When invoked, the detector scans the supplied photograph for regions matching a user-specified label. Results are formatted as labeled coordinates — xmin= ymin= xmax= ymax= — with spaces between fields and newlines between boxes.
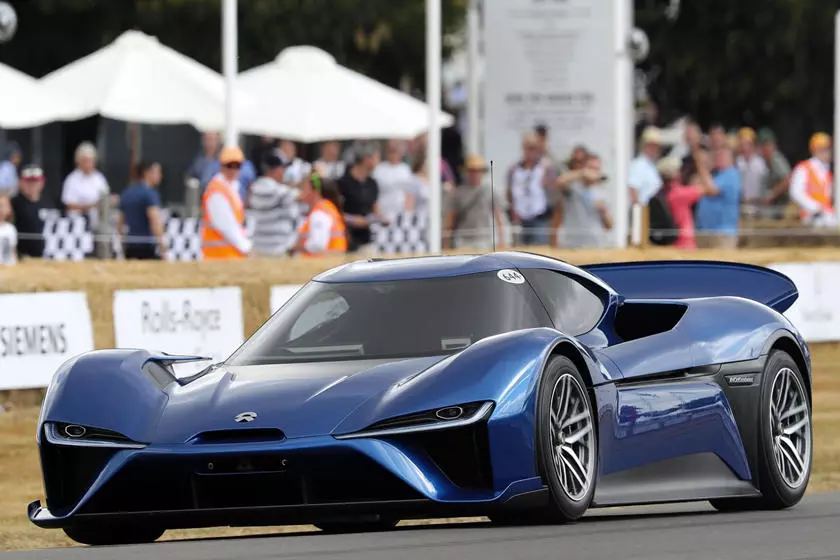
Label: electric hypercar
xmin=29 ymin=252 xmax=813 ymax=545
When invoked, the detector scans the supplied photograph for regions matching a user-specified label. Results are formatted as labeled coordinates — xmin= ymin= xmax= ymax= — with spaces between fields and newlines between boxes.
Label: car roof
xmin=314 ymin=251 xmax=616 ymax=294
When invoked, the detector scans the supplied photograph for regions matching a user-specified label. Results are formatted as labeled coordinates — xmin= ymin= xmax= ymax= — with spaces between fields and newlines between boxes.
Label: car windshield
xmin=227 ymin=272 xmax=552 ymax=365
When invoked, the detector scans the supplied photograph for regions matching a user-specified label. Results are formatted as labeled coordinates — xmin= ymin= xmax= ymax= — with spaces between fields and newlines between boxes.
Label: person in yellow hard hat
xmin=789 ymin=133 xmax=835 ymax=226
xmin=201 ymin=146 xmax=252 ymax=259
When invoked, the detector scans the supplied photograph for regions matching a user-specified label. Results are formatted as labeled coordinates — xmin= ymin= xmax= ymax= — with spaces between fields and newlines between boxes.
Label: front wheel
xmin=63 ymin=523 xmax=164 ymax=546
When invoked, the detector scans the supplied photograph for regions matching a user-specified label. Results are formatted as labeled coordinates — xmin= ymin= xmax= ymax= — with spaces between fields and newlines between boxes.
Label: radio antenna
xmin=489 ymin=160 xmax=497 ymax=253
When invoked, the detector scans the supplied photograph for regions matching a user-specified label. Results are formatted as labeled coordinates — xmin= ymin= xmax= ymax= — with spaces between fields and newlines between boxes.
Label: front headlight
xmin=43 ymin=422 xmax=147 ymax=449
xmin=334 ymin=401 xmax=494 ymax=440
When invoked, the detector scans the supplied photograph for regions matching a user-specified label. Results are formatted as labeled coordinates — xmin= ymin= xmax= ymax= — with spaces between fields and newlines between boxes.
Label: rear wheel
xmin=314 ymin=516 xmax=398 ymax=534
xmin=63 ymin=523 xmax=164 ymax=546
xmin=711 ymin=350 xmax=812 ymax=512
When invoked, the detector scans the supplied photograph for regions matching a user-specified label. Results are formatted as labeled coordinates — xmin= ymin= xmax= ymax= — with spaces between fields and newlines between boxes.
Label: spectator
xmin=11 ymin=165 xmax=53 ymax=259
xmin=506 ymin=132 xmax=555 ymax=245
xmin=314 ymin=141 xmax=346 ymax=181
xmin=736 ymin=127 xmax=768 ymax=205
xmin=790 ymin=133 xmax=835 ymax=227
xmin=278 ymin=139 xmax=309 ymax=186
xmin=628 ymin=127 xmax=663 ymax=206
xmin=534 ymin=123 xmax=554 ymax=167
xmin=373 ymin=139 xmax=413 ymax=220
xmin=660 ymin=153 xmax=715 ymax=250
xmin=757 ymin=129 xmax=791 ymax=215
xmin=555 ymin=153 xmax=612 ymax=248
xmin=441 ymin=113 xmax=465 ymax=185
xmin=0 ymin=194 xmax=17 ymax=265
xmin=406 ymin=154 xmax=430 ymax=213
xmin=564 ymin=145 xmax=589 ymax=173
xmin=694 ymin=146 xmax=741 ymax=249
xmin=187 ymin=131 xmax=222 ymax=188
xmin=0 ymin=141 xmax=22 ymax=196
xmin=292 ymin=173 xmax=347 ymax=256
xmin=61 ymin=142 xmax=109 ymax=229
xmin=708 ymin=123 xmax=727 ymax=151
xmin=337 ymin=141 xmax=385 ymax=254
xmin=201 ymin=146 xmax=251 ymax=259
xmin=249 ymin=154 xmax=299 ymax=257
xmin=679 ymin=119 xmax=703 ymax=176
xmin=117 ymin=161 xmax=167 ymax=260
xmin=443 ymin=154 xmax=504 ymax=250
xmin=250 ymin=136 xmax=277 ymax=175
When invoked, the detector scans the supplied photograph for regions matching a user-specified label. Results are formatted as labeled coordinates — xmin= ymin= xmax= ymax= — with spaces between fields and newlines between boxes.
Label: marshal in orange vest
xmin=298 ymin=199 xmax=347 ymax=256
xmin=201 ymin=175 xmax=247 ymax=260
xmin=792 ymin=159 xmax=834 ymax=220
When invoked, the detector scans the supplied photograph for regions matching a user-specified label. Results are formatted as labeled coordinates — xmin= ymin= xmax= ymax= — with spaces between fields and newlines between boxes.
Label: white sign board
xmin=0 ymin=292 xmax=94 ymax=390
xmin=270 ymin=284 xmax=304 ymax=314
xmin=113 ymin=287 xmax=244 ymax=375
xmin=484 ymin=0 xmax=631 ymax=243
xmin=770 ymin=262 xmax=840 ymax=342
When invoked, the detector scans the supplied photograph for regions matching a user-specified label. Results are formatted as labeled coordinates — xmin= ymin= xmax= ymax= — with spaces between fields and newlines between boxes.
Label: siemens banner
xmin=113 ymin=287 xmax=244 ymax=375
xmin=0 ymin=292 xmax=95 ymax=390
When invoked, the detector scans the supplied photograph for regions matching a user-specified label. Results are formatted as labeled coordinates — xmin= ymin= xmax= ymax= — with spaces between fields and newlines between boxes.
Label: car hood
xmin=153 ymin=356 xmax=446 ymax=443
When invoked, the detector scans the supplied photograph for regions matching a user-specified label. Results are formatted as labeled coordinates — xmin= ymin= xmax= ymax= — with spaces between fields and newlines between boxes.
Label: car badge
xmin=234 ymin=411 xmax=257 ymax=423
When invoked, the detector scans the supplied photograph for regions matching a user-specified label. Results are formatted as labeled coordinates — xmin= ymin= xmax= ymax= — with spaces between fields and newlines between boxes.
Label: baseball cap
xmin=219 ymin=146 xmax=245 ymax=165
xmin=263 ymin=153 xmax=288 ymax=170
xmin=738 ymin=127 xmax=756 ymax=142
xmin=20 ymin=164 xmax=43 ymax=180
xmin=757 ymin=128 xmax=776 ymax=145
xmin=810 ymin=132 xmax=831 ymax=153
xmin=640 ymin=127 xmax=662 ymax=145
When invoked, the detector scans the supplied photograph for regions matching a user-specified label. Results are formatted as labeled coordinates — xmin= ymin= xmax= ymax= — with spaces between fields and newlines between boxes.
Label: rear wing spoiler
xmin=581 ymin=261 xmax=798 ymax=314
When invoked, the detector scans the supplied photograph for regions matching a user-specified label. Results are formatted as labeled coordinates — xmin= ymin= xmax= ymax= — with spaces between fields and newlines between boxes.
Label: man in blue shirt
xmin=694 ymin=146 xmax=741 ymax=249
xmin=118 ymin=161 xmax=167 ymax=260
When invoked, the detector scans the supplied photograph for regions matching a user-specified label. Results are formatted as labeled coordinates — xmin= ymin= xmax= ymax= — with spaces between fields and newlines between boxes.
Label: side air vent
xmin=188 ymin=428 xmax=286 ymax=445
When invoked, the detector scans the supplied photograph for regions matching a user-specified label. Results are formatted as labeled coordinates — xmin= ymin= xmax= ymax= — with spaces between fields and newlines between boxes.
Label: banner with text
xmin=770 ymin=262 xmax=840 ymax=342
xmin=0 ymin=292 xmax=95 ymax=390
xmin=113 ymin=287 xmax=244 ymax=375
xmin=270 ymin=284 xmax=304 ymax=314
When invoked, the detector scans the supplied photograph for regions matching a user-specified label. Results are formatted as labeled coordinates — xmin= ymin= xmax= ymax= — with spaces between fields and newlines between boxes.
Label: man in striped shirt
xmin=248 ymin=154 xmax=301 ymax=256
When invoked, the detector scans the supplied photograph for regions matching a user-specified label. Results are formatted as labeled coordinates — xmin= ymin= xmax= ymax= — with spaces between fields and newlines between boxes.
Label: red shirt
xmin=665 ymin=181 xmax=702 ymax=249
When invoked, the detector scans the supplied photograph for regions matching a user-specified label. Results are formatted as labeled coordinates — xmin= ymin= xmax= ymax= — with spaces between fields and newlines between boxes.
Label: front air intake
xmin=188 ymin=428 xmax=286 ymax=445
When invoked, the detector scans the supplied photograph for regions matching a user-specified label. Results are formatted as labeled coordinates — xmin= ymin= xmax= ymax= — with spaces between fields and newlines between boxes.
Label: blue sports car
xmin=29 ymin=252 xmax=813 ymax=545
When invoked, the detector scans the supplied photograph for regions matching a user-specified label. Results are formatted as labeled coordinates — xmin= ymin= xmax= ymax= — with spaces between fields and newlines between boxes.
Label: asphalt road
xmin=5 ymin=494 xmax=840 ymax=560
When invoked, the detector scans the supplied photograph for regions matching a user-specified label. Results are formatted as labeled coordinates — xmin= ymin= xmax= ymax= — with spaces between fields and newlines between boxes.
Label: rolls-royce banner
xmin=0 ymin=291 xmax=94 ymax=390
xmin=113 ymin=287 xmax=244 ymax=376
xmin=770 ymin=262 xmax=840 ymax=343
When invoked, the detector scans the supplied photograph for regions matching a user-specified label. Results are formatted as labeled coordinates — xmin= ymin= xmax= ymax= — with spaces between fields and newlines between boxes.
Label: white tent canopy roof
xmin=237 ymin=45 xmax=454 ymax=142
xmin=0 ymin=63 xmax=74 ymax=129
xmin=40 ymin=30 xmax=246 ymax=131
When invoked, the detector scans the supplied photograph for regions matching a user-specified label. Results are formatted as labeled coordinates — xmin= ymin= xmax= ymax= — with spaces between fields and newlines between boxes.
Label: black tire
xmin=314 ymin=516 xmax=398 ymax=534
xmin=63 ymin=523 xmax=164 ymax=546
xmin=711 ymin=350 xmax=812 ymax=512
xmin=492 ymin=355 xmax=597 ymax=524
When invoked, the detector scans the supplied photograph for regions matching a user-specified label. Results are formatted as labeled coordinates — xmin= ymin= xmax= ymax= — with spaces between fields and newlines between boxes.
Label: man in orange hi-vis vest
xmin=292 ymin=172 xmax=347 ymax=256
xmin=201 ymin=146 xmax=253 ymax=259
xmin=790 ymin=133 xmax=835 ymax=227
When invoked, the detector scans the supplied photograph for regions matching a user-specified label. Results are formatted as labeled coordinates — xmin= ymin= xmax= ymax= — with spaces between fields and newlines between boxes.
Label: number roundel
xmin=497 ymin=269 xmax=525 ymax=284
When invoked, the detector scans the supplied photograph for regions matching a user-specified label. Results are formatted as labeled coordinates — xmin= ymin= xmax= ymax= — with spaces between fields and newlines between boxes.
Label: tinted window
xmin=228 ymin=272 xmax=552 ymax=365
xmin=523 ymin=269 xmax=605 ymax=336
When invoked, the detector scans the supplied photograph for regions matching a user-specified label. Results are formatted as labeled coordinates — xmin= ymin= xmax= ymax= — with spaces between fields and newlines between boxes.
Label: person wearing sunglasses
xmin=789 ymin=133 xmax=836 ymax=227
xmin=292 ymin=172 xmax=347 ymax=256
xmin=200 ymin=146 xmax=252 ymax=259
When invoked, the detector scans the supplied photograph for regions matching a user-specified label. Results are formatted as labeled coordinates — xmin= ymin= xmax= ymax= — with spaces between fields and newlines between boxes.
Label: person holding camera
xmin=554 ymin=153 xmax=612 ymax=249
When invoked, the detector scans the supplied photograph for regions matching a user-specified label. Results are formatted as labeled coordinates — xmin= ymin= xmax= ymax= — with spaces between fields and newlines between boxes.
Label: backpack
xmin=648 ymin=190 xmax=678 ymax=246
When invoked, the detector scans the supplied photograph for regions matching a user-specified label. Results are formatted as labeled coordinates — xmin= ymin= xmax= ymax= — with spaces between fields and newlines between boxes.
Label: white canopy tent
xmin=236 ymin=46 xmax=454 ymax=143
xmin=0 ymin=63 xmax=73 ymax=129
xmin=40 ymin=30 xmax=249 ymax=132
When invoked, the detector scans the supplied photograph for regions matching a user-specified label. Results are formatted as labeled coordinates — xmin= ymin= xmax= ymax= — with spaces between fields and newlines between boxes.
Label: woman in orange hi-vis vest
xmin=293 ymin=172 xmax=347 ymax=256
xmin=790 ymin=133 xmax=836 ymax=227
xmin=201 ymin=146 xmax=253 ymax=259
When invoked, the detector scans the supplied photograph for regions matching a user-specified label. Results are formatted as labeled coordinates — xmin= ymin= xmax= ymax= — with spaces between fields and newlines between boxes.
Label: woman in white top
xmin=61 ymin=142 xmax=109 ymax=227
xmin=0 ymin=195 xmax=18 ymax=265
xmin=372 ymin=139 xmax=413 ymax=219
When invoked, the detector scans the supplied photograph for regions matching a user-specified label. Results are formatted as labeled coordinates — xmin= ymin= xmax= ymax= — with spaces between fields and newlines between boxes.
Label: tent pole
xmin=466 ymin=0 xmax=481 ymax=156
xmin=222 ymin=0 xmax=238 ymax=147
xmin=426 ymin=0 xmax=442 ymax=254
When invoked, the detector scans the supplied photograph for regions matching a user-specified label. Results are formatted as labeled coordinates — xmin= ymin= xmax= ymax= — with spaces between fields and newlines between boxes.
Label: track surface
xmin=5 ymin=493 xmax=840 ymax=560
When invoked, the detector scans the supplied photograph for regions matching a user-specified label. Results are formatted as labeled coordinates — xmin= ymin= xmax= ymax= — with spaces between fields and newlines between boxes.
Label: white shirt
xmin=373 ymin=161 xmax=413 ymax=218
xmin=61 ymin=168 xmax=109 ymax=227
xmin=628 ymin=155 xmax=662 ymax=206
xmin=283 ymin=158 xmax=311 ymax=185
xmin=790 ymin=157 xmax=833 ymax=220
xmin=0 ymin=161 xmax=18 ymax=196
xmin=508 ymin=164 xmax=548 ymax=221
xmin=205 ymin=174 xmax=252 ymax=255
xmin=736 ymin=153 xmax=768 ymax=201
xmin=0 ymin=222 xmax=17 ymax=265
xmin=303 ymin=209 xmax=335 ymax=254
xmin=314 ymin=159 xmax=346 ymax=181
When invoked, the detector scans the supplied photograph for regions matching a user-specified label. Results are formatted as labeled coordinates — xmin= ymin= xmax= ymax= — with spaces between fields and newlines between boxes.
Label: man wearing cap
xmin=443 ymin=154 xmax=504 ymax=250
xmin=0 ymin=141 xmax=22 ymax=196
xmin=11 ymin=164 xmax=54 ymax=258
xmin=201 ymin=146 xmax=252 ymax=259
xmin=249 ymin=153 xmax=300 ymax=257
xmin=628 ymin=127 xmax=663 ymax=206
xmin=757 ymin=129 xmax=791 ymax=215
xmin=736 ymin=127 xmax=768 ymax=206
xmin=789 ymin=133 xmax=835 ymax=226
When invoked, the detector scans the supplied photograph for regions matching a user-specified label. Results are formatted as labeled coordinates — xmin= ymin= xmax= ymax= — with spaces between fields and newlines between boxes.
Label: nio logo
xmin=234 ymin=412 xmax=257 ymax=423
xmin=726 ymin=375 xmax=756 ymax=387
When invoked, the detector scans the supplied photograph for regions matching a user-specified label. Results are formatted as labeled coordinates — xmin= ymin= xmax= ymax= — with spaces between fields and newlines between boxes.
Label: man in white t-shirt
xmin=373 ymin=139 xmax=412 ymax=219
xmin=61 ymin=142 xmax=109 ymax=228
